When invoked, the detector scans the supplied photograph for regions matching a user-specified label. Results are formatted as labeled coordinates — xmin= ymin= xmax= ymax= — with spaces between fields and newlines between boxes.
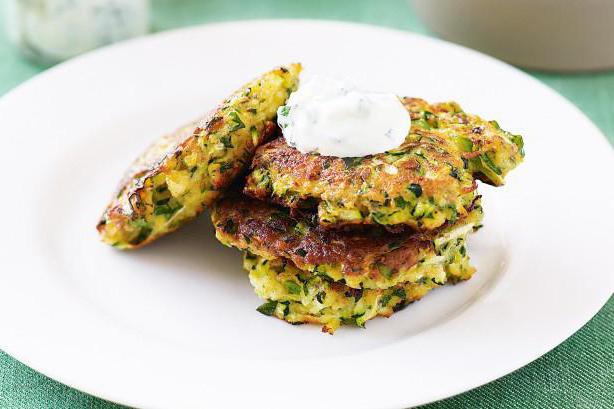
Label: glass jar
xmin=5 ymin=0 xmax=150 ymax=66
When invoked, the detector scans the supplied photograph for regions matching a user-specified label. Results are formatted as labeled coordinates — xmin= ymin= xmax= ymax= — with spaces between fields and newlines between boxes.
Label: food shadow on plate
xmin=113 ymin=211 xmax=244 ymax=282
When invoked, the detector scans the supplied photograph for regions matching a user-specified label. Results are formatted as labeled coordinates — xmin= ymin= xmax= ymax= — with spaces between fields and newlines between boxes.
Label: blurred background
xmin=7 ymin=0 xmax=614 ymax=70
xmin=0 ymin=1 xmax=612 ymax=408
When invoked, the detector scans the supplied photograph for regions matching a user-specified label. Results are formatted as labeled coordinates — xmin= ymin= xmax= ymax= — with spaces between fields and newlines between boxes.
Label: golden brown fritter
xmin=402 ymin=98 xmax=525 ymax=186
xmin=243 ymin=97 xmax=523 ymax=231
xmin=212 ymin=194 xmax=482 ymax=289
xmin=97 ymin=64 xmax=301 ymax=249
xmin=245 ymin=254 xmax=436 ymax=334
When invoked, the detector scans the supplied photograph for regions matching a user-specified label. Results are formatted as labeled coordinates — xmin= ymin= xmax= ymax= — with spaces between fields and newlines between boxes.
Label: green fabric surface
xmin=0 ymin=1 xmax=612 ymax=408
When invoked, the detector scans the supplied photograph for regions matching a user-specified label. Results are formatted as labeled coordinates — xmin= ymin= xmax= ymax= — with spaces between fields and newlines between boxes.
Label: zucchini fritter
xmin=245 ymin=254 xmax=436 ymax=334
xmin=403 ymin=98 xmax=525 ymax=186
xmin=97 ymin=64 xmax=301 ymax=248
xmin=212 ymin=194 xmax=482 ymax=290
xmin=244 ymin=97 xmax=522 ymax=230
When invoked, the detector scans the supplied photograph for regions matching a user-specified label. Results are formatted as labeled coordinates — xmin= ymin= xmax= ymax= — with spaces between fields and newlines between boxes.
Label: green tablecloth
xmin=1 ymin=1 xmax=612 ymax=407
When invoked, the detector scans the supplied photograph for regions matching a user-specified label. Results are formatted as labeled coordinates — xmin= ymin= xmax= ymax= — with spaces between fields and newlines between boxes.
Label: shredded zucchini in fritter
xmin=97 ymin=64 xmax=301 ymax=248
xmin=212 ymin=195 xmax=482 ymax=290
xmin=244 ymin=97 xmax=523 ymax=230
xmin=244 ymin=254 xmax=437 ymax=334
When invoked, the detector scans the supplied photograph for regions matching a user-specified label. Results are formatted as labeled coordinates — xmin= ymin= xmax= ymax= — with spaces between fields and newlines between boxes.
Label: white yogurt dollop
xmin=277 ymin=76 xmax=411 ymax=157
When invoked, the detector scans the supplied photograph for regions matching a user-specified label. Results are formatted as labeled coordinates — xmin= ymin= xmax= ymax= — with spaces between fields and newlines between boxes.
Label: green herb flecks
xmin=228 ymin=111 xmax=245 ymax=131
xmin=394 ymin=196 xmax=408 ymax=209
xmin=511 ymin=134 xmax=525 ymax=157
xmin=281 ymin=301 xmax=290 ymax=317
xmin=423 ymin=111 xmax=438 ymax=128
xmin=245 ymin=251 xmax=257 ymax=260
xmin=256 ymin=300 xmax=278 ymax=316
xmin=457 ymin=136 xmax=473 ymax=152
xmin=284 ymin=280 xmax=301 ymax=295
xmin=481 ymin=154 xmax=502 ymax=175
xmin=412 ymin=118 xmax=432 ymax=130
xmin=432 ymin=277 xmax=445 ymax=286
xmin=377 ymin=264 xmax=394 ymax=279
xmin=154 ymin=197 xmax=170 ymax=206
xmin=342 ymin=157 xmax=363 ymax=169
xmin=408 ymin=183 xmax=423 ymax=198
xmin=341 ymin=315 xmax=366 ymax=328
xmin=222 ymin=219 xmax=237 ymax=234
xmin=392 ymin=287 xmax=406 ymax=300
xmin=153 ymin=203 xmax=183 ymax=218
xmin=131 ymin=218 xmax=152 ymax=245
xmin=448 ymin=164 xmax=461 ymax=180
xmin=250 ymin=126 xmax=259 ymax=141
xmin=354 ymin=289 xmax=363 ymax=303
xmin=220 ymin=135 xmax=233 ymax=148
xmin=219 ymin=162 xmax=233 ymax=173
xmin=257 ymin=171 xmax=271 ymax=189
xmin=379 ymin=293 xmax=393 ymax=307
xmin=278 ymin=105 xmax=290 ymax=117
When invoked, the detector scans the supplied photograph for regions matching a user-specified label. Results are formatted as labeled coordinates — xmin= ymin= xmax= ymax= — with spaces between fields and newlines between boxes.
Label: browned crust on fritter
xmin=96 ymin=116 xmax=276 ymax=248
xmin=96 ymin=120 xmax=204 ymax=244
xmin=116 ymin=121 xmax=199 ymax=192
xmin=108 ymin=117 xmax=276 ymax=212
xmin=212 ymin=194 xmax=434 ymax=277
xmin=97 ymin=64 xmax=302 ymax=249
xmin=105 ymin=117 xmax=205 ymax=215
xmin=245 ymin=134 xmax=469 ymax=203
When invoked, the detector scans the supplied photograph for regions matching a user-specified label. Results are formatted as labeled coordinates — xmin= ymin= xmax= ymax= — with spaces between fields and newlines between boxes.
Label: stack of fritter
xmin=212 ymin=98 xmax=524 ymax=333
xmin=97 ymin=64 xmax=523 ymax=334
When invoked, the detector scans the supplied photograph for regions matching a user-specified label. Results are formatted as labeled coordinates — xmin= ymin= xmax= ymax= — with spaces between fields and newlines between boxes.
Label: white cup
xmin=411 ymin=0 xmax=614 ymax=72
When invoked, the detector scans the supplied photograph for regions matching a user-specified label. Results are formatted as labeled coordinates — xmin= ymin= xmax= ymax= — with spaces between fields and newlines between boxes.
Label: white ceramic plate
xmin=0 ymin=20 xmax=612 ymax=409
